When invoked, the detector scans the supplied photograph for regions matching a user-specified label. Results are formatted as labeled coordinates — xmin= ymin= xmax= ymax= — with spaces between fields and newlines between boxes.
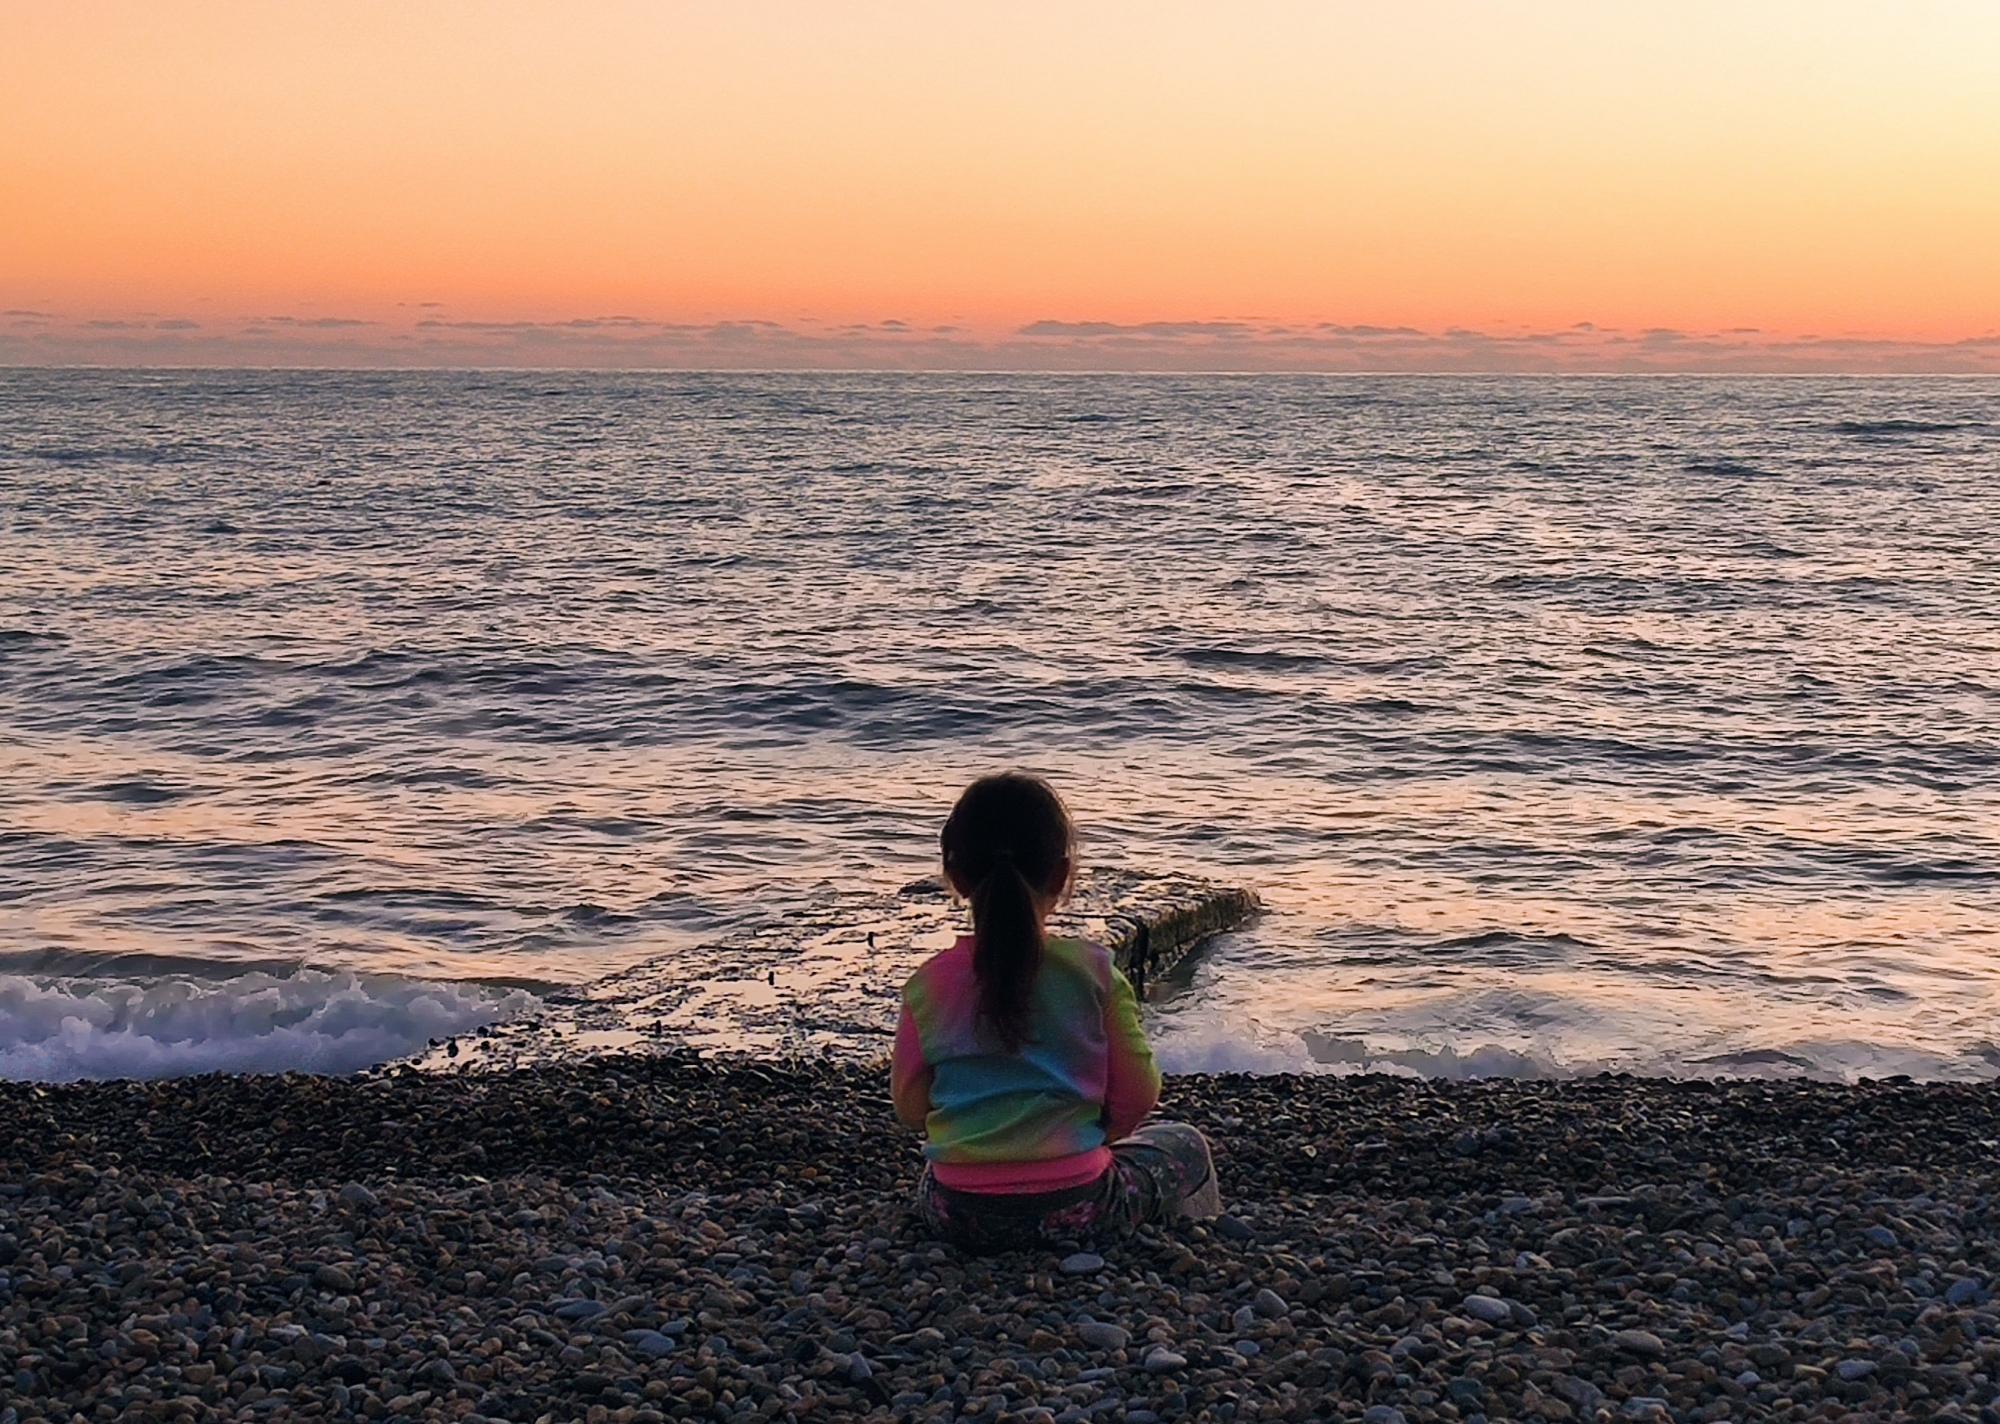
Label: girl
xmin=891 ymin=772 xmax=1221 ymax=1251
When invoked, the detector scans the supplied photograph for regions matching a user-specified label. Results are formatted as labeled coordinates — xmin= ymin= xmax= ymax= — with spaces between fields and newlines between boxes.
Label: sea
xmin=1 ymin=369 xmax=1996 ymax=1083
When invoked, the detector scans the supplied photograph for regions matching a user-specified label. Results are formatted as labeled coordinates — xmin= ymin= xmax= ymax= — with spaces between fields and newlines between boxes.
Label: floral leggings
xmin=915 ymin=1121 xmax=1221 ymax=1252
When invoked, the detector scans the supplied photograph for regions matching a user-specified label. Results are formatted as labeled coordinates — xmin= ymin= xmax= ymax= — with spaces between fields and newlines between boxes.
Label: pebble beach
xmin=7 ymin=1059 xmax=2000 ymax=1422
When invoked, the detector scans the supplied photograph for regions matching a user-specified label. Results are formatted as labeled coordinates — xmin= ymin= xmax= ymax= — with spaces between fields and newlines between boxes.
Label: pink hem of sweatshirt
xmin=931 ymin=1146 xmax=1112 ymax=1195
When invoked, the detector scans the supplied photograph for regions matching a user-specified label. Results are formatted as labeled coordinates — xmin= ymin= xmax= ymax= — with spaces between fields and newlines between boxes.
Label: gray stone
xmin=1251 ymin=1287 xmax=1288 ymax=1318
xmin=1554 ymin=1376 xmax=1605 ymax=1414
xmin=1614 ymin=1328 xmax=1667 ymax=1360
xmin=1947 ymin=1276 xmax=1987 ymax=1307
xmin=1836 ymin=1359 xmax=1877 ymax=1382
xmin=623 ymin=1329 xmax=675 ymax=1359
xmin=1142 ymin=1347 xmax=1186 ymax=1374
xmin=1362 ymin=1409 xmax=1408 ymax=1424
xmin=1462 ymin=1293 xmax=1512 ymax=1325
xmin=1059 ymin=1252 xmax=1105 ymax=1276
xmin=336 ymin=1183 xmax=379 ymax=1211
xmin=1076 ymin=1322 xmax=1129 ymax=1352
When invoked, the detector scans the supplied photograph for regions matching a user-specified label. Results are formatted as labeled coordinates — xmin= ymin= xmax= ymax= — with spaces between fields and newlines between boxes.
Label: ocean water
xmin=1 ymin=369 xmax=1996 ymax=1082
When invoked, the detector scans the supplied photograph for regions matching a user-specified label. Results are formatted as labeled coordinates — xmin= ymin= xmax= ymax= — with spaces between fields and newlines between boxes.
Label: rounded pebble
xmin=1075 ymin=1321 xmax=1129 ymax=1351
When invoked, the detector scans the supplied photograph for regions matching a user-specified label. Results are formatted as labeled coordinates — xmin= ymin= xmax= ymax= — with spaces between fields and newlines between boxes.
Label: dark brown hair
xmin=940 ymin=772 xmax=1074 ymax=1050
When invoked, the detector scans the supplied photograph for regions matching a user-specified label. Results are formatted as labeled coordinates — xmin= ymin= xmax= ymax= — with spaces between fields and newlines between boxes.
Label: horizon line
xmin=8 ymin=362 xmax=2000 ymax=379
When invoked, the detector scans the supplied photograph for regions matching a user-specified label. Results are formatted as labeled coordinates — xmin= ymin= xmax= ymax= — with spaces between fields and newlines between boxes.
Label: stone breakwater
xmin=6 ymin=1062 xmax=2000 ymax=1421
xmin=420 ymin=870 xmax=1259 ymax=1071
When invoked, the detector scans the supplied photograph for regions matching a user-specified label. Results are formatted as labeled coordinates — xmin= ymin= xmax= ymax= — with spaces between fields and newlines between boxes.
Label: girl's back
xmin=898 ymin=933 xmax=1153 ymax=1184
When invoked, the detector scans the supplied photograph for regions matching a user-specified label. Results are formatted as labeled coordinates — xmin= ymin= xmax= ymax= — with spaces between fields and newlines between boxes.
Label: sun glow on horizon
xmin=4 ymin=0 xmax=1998 ymax=369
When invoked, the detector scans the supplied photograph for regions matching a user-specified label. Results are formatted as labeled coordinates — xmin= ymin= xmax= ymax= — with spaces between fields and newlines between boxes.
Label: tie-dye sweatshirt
xmin=891 ymin=934 xmax=1162 ymax=1193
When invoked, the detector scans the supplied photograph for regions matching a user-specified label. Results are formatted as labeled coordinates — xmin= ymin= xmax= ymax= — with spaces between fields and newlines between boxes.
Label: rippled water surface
xmin=2 ymin=370 xmax=1997 ymax=1079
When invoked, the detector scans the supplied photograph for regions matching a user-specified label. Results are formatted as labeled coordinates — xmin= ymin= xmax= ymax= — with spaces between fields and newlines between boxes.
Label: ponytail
xmin=968 ymin=857 xmax=1044 ymax=1050
xmin=940 ymin=772 xmax=1074 ymax=1052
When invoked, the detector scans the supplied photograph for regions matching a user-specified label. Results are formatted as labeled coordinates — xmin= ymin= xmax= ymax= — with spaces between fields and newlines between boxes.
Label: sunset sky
xmin=4 ymin=1 xmax=1997 ymax=370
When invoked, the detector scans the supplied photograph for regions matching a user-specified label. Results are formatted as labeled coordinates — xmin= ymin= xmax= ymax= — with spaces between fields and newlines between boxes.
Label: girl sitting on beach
xmin=891 ymin=772 xmax=1221 ymax=1251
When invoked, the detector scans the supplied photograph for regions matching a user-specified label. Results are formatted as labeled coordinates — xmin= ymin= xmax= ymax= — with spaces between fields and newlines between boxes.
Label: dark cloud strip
xmin=5 ymin=312 xmax=1999 ymax=374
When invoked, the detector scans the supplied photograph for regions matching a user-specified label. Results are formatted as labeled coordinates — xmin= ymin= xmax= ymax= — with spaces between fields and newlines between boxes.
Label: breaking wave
xmin=1152 ymin=1020 xmax=1575 ymax=1079
xmin=1149 ymin=1014 xmax=2000 ymax=1083
xmin=0 ymin=971 xmax=538 ymax=1083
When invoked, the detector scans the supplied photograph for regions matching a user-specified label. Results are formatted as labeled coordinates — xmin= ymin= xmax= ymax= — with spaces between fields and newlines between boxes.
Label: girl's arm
xmin=890 ymin=1002 xmax=933 ymax=1129
xmin=1101 ymin=963 xmax=1162 ymax=1141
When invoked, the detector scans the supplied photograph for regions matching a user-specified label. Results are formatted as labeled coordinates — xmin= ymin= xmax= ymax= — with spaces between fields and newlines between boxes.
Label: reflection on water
xmin=1 ymin=370 xmax=1997 ymax=1079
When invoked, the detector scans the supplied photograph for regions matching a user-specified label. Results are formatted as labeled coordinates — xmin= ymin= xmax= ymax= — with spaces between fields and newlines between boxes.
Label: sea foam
xmin=1150 ymin=1012 xmax=2000 ymax=1083
xmin=0 ymin=971 xmax=537 ymax=1082
xmin=1152 ymin=1018 xmax=1575 ymax=1079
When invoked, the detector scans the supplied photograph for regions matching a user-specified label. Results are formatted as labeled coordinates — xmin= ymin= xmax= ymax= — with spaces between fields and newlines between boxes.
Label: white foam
xmin=1153 ymin=1026 xmax=1326 ymax=1075
xmin=1152 ymin=1014 xmax=2000 ymax=1083
xmin=0 ymin=971 xmax=538 ymax=1082
xmin=1299 ymin=1032 xmax=1576 ymax=1080
xmin=1154 ymin=1022 xmax=1576 ymax=1079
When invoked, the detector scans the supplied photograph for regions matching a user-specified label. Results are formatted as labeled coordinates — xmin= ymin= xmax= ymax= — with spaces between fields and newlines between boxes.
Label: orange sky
xmin=4 ymin=1 xmax=1998 ymax=369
